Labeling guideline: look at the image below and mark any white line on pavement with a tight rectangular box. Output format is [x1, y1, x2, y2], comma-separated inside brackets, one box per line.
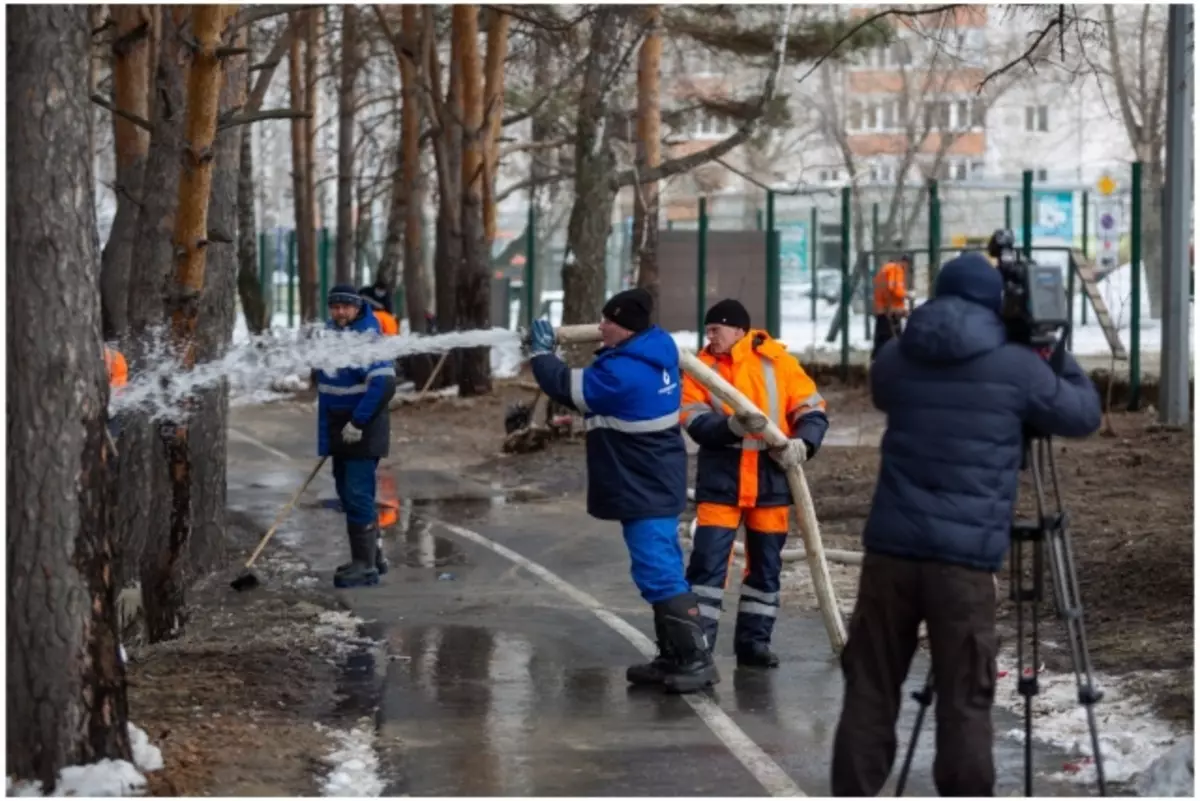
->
[228, 427, 294, 462]
[433, 519, 807, 798]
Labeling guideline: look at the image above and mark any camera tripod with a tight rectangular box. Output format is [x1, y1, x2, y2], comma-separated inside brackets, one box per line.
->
[895, 435, 1107, 797]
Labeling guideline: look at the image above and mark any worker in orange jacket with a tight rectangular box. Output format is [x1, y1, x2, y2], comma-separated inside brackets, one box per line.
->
[358, 287, 401, 543]
[872, 253, 910, 361]
[104, 345, 128, 445]
[679, 300, 829, 668]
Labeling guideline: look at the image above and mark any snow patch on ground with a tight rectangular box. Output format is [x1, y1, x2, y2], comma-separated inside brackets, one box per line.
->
[315, 720, 384, 797]
[5, 723, 163, 797]
[994, 657, 1183, 787]
[1134, 736, 1194, 796]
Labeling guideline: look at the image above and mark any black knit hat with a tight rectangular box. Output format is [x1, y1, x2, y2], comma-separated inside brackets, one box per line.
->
[601, 288, 653, 333]
[328, 284, 362, 307]
[704, 298, 750, 331]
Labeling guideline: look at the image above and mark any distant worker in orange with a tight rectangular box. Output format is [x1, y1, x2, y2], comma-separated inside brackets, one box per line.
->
[358, 286, 401, 537]
[674, 299, 829, 672]
[872, 253, 910, 361]
[105, 345, 128, 390]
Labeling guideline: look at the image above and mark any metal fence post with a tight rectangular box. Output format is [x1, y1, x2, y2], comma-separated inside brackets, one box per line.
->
[286, 230, 296, 328]
[697, 196, 708, 352]
[1129, 162, 1142, 410]
[1080, 190, 1089, 326]
[1004, 195, 1012, 230]
[1021, 170, 1034, 260]
[927, 180, 941, 288]
[257, 231, 268, 323]
[840, 186, 851, 381]
[524, 203, 537, 327]
[810, 207, 818, 322]
[765, 190, 780, 338]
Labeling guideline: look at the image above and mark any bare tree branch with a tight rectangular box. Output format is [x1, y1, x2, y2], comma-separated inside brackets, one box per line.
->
[233, 5, 316, 30]
[90, 93, 153, 133]
[978, 6, 1064, 91]
[244, 14, 299, 115]
[219, 108, 312, 129]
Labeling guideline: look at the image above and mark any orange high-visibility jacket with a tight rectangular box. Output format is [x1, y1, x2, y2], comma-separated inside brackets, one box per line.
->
[680, 331, 829, 509]
[874, 261, 907, 315]
[374, 310, 399, 336]
[105, 346, 128, 389]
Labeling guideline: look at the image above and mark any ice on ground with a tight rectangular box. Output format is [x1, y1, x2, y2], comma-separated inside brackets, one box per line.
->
[128, 723, 164, 773]
[1134, 735, 1194, 797]
[316, 721, 384, 797]
[994, 658, 1183, 786]
[6, 723, 161, 797]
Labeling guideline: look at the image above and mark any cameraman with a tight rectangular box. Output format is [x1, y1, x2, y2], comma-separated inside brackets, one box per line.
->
[830, 252, 1101, 797]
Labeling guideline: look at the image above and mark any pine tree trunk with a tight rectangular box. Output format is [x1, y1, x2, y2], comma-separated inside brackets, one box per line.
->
[236, 21, 267, 334]
[288, 24, 310, 323]
[7, 5, 132, 787]
[454, 4, 491, 396]
[400, 5, 426, 332]
[431, 5, 462, 385]
[335, 3, 358, 286]
[632, 6, 663, 320]
[101, 4, 154, 339]
[142, 3, 232, 645]
[120, 5, 190, 594]
[481, 10, 510, 248]
[1142, 154, 1165, 320]
[563, 8, 627, 334]
[301, 8, 321, 320]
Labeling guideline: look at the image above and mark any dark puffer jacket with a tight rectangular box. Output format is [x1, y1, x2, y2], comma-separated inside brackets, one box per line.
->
[864, 262, 1102, 572]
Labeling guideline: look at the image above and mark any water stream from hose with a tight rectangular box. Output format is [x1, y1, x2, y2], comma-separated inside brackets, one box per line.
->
[110, 325, 524, 421]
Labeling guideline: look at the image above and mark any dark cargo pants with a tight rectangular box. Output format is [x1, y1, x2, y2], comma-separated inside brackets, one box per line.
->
[831, 552, 998, 797]
[871, 314, 903, 361]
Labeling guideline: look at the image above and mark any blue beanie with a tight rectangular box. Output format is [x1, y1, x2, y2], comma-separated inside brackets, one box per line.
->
[328, 284, 362, 307]
[935, 252, 1004, 313]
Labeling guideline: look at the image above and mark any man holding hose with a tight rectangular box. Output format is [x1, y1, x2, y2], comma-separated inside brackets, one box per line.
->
[680, 299, 829, 668]
[528, 288, 717, 694]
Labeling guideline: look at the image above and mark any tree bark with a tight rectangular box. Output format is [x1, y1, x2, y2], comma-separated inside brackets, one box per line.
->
[455, 4, 491, 396]
[301, 7, 321, 319]
[633, 5, 663, 319]
[101, 4, 154, 339]
[400, 5, 427, 333]
[288, 21, 311, 323]
[7, 5, 132, 787]
[481, 9, 510, 248]
[121, 5, 191, 596]
[236, 31, 267, 334]
[430, 5, 462, 385]
[335, 3, 358, 285]
[562, 8, 630, 332]
[142, 3, 231, 645]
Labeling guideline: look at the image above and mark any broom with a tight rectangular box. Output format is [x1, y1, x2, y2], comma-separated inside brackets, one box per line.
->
[230, 456, 328, 591]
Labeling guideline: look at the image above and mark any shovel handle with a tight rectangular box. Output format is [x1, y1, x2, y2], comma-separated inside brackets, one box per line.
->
[243, 455, 328, 569]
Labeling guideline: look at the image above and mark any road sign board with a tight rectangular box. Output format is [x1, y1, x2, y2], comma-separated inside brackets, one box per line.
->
[1096, 197, 1121, 268]
[1097, 174, 1117, 196]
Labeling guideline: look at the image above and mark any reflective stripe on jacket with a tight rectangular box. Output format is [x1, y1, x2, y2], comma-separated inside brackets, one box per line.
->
[874, 262, 907, 314]
[531, 325, 687, 521]
[680, 330, 829, 509]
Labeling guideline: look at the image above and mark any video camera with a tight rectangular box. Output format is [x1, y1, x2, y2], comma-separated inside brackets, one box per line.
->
[987, 229, 1069, 348]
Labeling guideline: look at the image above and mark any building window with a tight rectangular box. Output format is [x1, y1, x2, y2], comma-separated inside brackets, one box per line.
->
[1025, 105, 1049, 132]
[848, 98, 902, 133]
[960, 28, 986, 66]
[1034, 167, 1049, 182]
[868, 159, 897, 184]
[693, 111, 732, 138]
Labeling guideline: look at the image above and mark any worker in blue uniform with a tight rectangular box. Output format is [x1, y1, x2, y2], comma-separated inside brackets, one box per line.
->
[317, 284, 397, 588]
[528, 287, 718, 694]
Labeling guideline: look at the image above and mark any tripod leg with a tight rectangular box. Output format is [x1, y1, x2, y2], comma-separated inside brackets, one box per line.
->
[895, 669, 935, 796]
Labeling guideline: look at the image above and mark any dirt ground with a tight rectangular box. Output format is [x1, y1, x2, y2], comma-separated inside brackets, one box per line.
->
[393, 376, 1194, 727]
[124, 517, 372, 796]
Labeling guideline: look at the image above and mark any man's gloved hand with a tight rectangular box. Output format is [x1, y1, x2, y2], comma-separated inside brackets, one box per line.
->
[728, 410, 768, 437]
[341, 421, 363, 444]
[769, 439, 807, 468]
[530, 319, 557, 356]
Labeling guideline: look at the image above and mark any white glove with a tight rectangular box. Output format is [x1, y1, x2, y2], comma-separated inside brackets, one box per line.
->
[769, 439, 807, 468]
[728, 410, 768, 437]
[341, 422, 363, 444]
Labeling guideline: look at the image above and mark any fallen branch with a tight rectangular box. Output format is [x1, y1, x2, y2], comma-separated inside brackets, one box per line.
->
[552, 323, 847, 655]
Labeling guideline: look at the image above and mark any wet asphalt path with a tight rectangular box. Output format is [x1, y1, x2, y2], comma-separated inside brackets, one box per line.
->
[226, 406, 1091, 797]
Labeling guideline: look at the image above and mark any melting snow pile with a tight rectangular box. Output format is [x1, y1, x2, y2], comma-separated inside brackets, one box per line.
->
[6, 723, 163, 797]
[1134, 735, 1194, 797]
[316, 721, 384, 797]
[111, 324, 522, 422]
[994, 658, 1182, 787]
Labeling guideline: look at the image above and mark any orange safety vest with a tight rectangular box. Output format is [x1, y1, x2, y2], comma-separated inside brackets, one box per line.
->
[374, 310, 399, 337]
[104, 346, 128, 389]
[680, 330, 827, 509]
[873, 261, 907, 315]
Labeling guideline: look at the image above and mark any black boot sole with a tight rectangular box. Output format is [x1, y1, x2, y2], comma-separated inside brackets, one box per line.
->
[662, 664, 720, 694]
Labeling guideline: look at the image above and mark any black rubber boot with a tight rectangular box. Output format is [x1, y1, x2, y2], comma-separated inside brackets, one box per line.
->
[372, 523, 389, 576]
[334, 522, 357, 578]
[736, 644, 781, 669]
[626, 606, 673, 686]
[658, 593, 720, 694]
[334, 523, 380, 589]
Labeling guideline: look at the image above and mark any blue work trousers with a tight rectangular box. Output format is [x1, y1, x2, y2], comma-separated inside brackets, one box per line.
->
[332, 457, 379, 526]
[687, 526, 787, 653]
[621, 517, 690, 604]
